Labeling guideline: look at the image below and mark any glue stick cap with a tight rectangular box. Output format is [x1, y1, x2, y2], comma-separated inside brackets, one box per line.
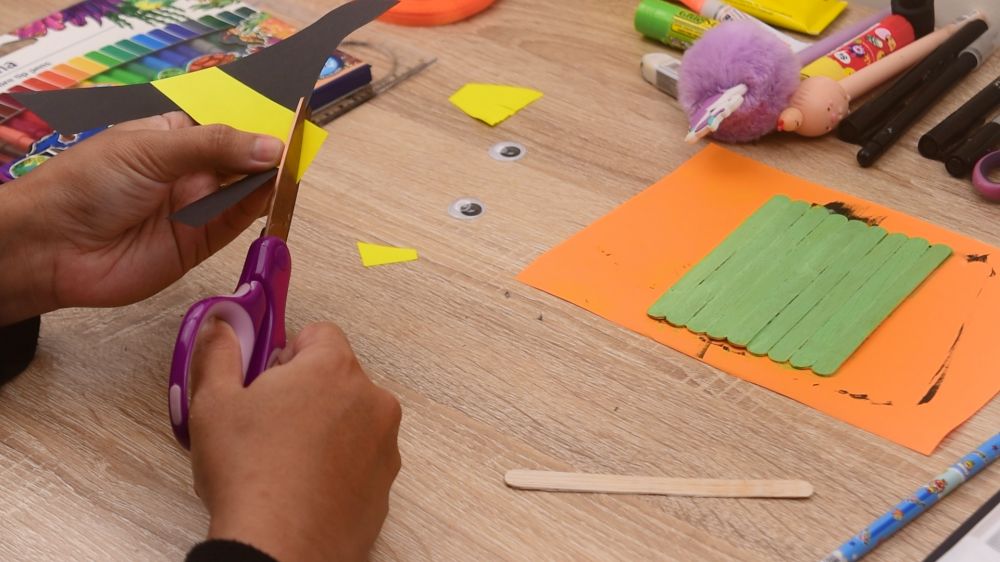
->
[635, 0, 683, 41]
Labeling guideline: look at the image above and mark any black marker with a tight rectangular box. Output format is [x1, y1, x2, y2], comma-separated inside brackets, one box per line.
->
[857, 32, 997, 168]
[919, 75, 1000, 160]
[838, 16, 988, 145]
[945, 116, 1000, 178]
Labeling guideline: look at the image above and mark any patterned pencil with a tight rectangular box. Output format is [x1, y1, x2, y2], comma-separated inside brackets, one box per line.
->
[822, 432, 1000, 561]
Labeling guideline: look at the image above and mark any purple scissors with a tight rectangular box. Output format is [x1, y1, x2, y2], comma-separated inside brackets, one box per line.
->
[168, 98, 309, 448]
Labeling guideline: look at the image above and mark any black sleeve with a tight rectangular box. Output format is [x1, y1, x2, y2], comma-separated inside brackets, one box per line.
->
[0, 316, 40, 386]
[187, 540, 278, 562]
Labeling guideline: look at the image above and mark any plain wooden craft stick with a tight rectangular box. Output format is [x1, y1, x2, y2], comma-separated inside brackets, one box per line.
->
[504, 470, 814, 499]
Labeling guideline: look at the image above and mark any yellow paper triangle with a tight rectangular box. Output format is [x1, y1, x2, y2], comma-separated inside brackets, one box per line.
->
[357, 242, 419, 267]
[448, 83, 543, 126]
[151, 67, 327, 181]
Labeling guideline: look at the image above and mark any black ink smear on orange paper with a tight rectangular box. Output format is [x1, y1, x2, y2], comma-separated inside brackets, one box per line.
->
[919, 325, 965, 405]
[697, 337, 747, 359]
[837, 389, 892, 406]
[823, 202, 884, 226]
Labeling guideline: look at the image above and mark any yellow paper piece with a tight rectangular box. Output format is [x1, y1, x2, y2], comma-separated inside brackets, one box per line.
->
[151, 67, 327, 181]
[448, 83, 543, 126]
[357, 242, 419, 267]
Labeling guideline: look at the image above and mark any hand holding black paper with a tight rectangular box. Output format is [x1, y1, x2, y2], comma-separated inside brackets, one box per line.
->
[0, 112, 283, 325]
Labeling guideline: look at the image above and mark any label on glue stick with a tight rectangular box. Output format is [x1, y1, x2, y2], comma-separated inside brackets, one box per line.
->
[714, 4, 755, 22]
[801, 15, 915, 80]
[663, 11, 718, 51]
[715, 4, 810, 53]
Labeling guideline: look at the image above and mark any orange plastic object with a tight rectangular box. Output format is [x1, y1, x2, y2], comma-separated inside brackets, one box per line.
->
[378, 0, 498, 26]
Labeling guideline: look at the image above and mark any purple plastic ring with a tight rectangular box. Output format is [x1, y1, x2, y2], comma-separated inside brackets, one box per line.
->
[972, 151, 1000, 202]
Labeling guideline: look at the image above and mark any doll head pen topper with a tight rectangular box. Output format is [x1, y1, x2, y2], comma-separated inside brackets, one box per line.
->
[679, 10, 899, 144]
[12, 0, 398, 223]
[778, 16, 974, 137]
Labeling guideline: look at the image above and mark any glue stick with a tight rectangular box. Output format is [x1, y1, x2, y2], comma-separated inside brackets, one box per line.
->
[718, 0, 848, 36]
[800, 14, 916, 80]
[634, 0, 718, 51]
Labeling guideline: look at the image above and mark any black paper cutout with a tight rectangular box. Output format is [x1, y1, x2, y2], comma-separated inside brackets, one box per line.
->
[170, 169, 277, 227]
[224, 0, 398, 110]
[11, 84, 178, 135]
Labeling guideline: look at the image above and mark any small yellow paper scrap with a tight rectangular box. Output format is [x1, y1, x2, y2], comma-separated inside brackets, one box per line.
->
[357, 242, 419, 267]
[151, 67, 327, 181]
[448, 83, 543, 126]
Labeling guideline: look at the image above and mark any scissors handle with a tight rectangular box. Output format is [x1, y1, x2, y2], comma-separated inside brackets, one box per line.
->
[973, 151, 1000, 202]
[168, 236, 292, 448]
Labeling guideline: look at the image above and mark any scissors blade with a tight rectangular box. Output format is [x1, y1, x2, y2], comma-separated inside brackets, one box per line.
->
[264, 97, 310, 241]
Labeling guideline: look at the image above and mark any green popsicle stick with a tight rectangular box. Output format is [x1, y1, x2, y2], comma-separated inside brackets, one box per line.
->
[647, 195, 791, 319]
[769, 232, 906, 363]
[687, 204, 828, 335]
[656, 199, 809, 326]
[746, 222, 886, 356]
[809, 244, 952, 375]
[790, 236, 929, 370]
[723, 213, 850, 346]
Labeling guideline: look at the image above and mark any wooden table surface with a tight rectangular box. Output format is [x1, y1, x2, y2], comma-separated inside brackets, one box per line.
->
[2, 1, 999, 560]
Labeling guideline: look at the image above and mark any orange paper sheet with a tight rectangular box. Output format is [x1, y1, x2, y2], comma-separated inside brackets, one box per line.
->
[517, 145, 1000, 454]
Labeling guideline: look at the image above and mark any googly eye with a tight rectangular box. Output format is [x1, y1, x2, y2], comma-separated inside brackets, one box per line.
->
[448, 197, 485, 220]
[489, 141, 526, 162]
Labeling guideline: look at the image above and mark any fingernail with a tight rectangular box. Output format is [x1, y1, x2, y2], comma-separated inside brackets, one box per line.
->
[252, 136, 283, 164]
[276, 345, 295, 365]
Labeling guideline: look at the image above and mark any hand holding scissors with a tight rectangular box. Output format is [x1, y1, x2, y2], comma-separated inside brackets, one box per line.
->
[168, 98, 309, 448]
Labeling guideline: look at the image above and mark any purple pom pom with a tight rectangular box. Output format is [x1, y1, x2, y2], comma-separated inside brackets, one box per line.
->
[679, 21, 800, 143]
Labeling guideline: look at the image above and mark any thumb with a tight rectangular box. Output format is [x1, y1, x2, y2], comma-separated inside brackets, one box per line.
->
[121, 124, 283, 181]
[191, 318, 245, 401]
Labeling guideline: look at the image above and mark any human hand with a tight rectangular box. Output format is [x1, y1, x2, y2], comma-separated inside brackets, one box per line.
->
[189, 321, 402, 562]
[0, 112, 283, 324]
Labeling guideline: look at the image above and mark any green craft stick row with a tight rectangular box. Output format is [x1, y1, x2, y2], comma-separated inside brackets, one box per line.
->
[646, 195, 953, 376]
[649, 196, 798, 322]
[768, 232, 907, 363]
[706, 211, 846, 340]
[746, 223, 886, 356]
[790, 236, 929, 370]
[809, 244, 952, 375]
[686, 204, 827, 335]
[658, 200, 810, 326]
[723, 214, 852, 346]
[647, 195, 792, 320]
